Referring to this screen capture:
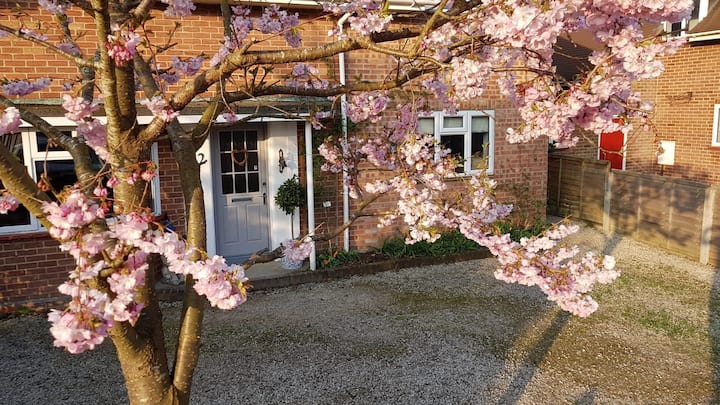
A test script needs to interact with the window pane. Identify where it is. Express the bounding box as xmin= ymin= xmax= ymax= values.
xmin=222 ymin=174 xmax=234 ymax=194
xmin=246 ymin=131 xmax=258 ymax=150
xmin=220 ymin=153 xmax=232 ymax=173
xmin=443 ymin=116 xmax=463 ymax=129
xmin=247 ymin=173 xmax=259 ymax=192
xmin=235 ymin=174 xmax=247 ymax=193
xmin=0 ymin=204 xmax=31 ymax=227
xmin=233 ymin=151 xmax=246 ymax=171
xmin=35 ymin=160 xmax=77 ymax=199
xmin=0 ymin=179 xmax=31 ymax=227
xmin=471 ymin=132 xmax=489 ymax=158
xmin=418 ymin=117 xmax=434 ymax=135
xmin=36 ymin=132 xmax=69 ymax=152
xmin=247 ymin=152 xmax=259 ymax=171
xmin=233 ymin=132 xmax=245 ymax=151
xmin=1 ymin=132 xmax=23 ymax=160
xmin=219 ymin=132 xmax=232 ymax=152
xmin=440 ymin=134 xmax=465 ymax=173
xmin=471 ymin=116 xmax=489 ymax=132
